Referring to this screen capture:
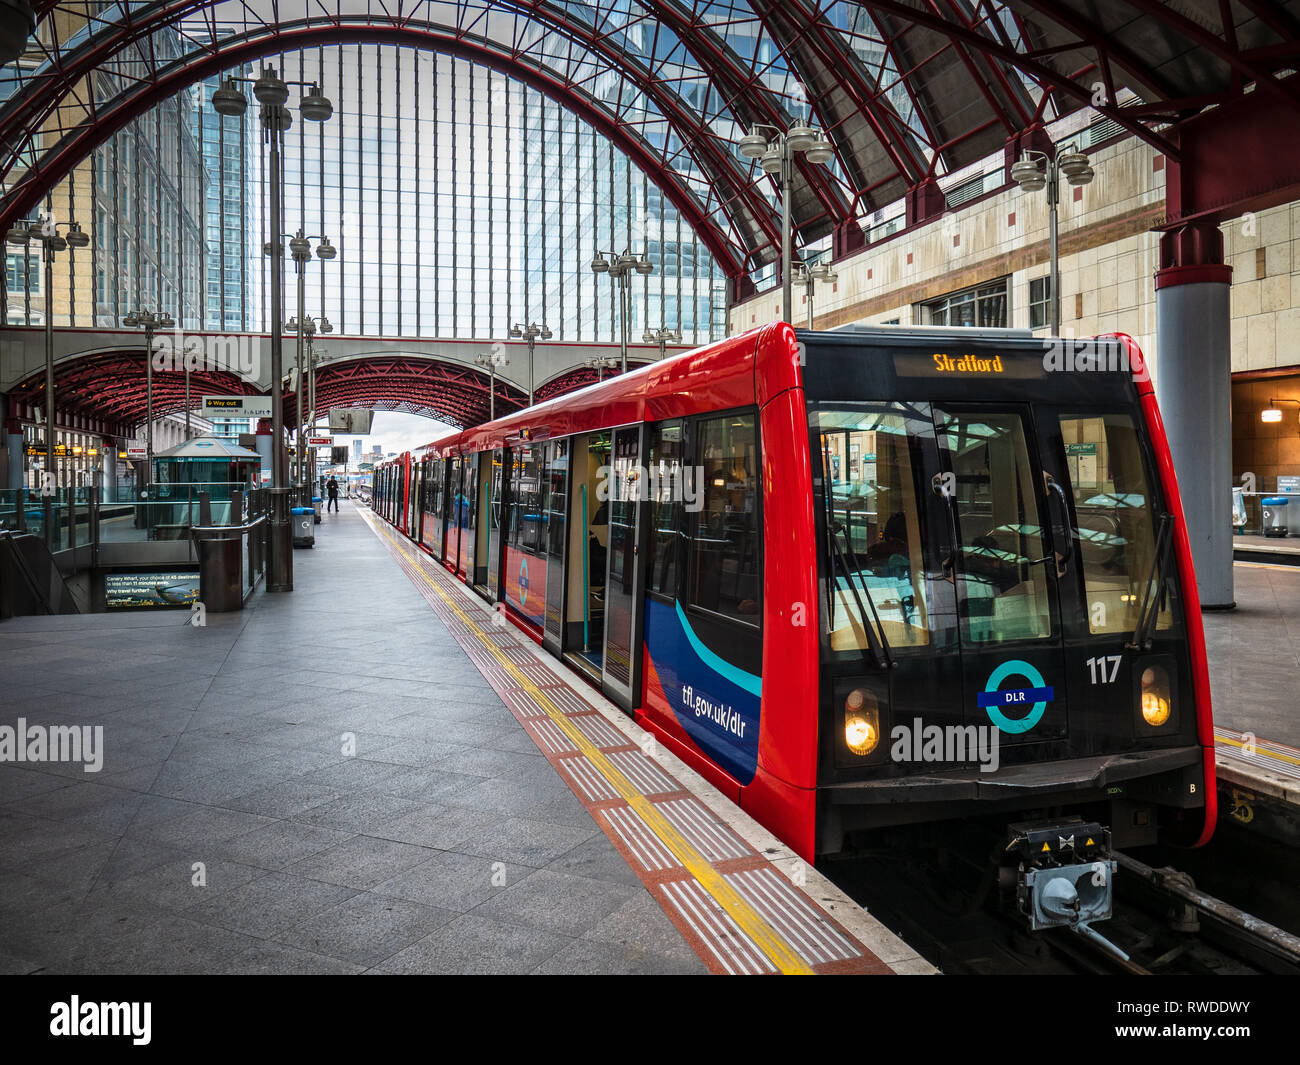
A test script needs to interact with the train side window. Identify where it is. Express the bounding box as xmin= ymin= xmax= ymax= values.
xmin=646 ymin=421 xmax=685 ymax=599
xmin=689 ymin=412 xmax=760 ymax=625
xmin=1059 ymin=413 xmax=1173 ymax=635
